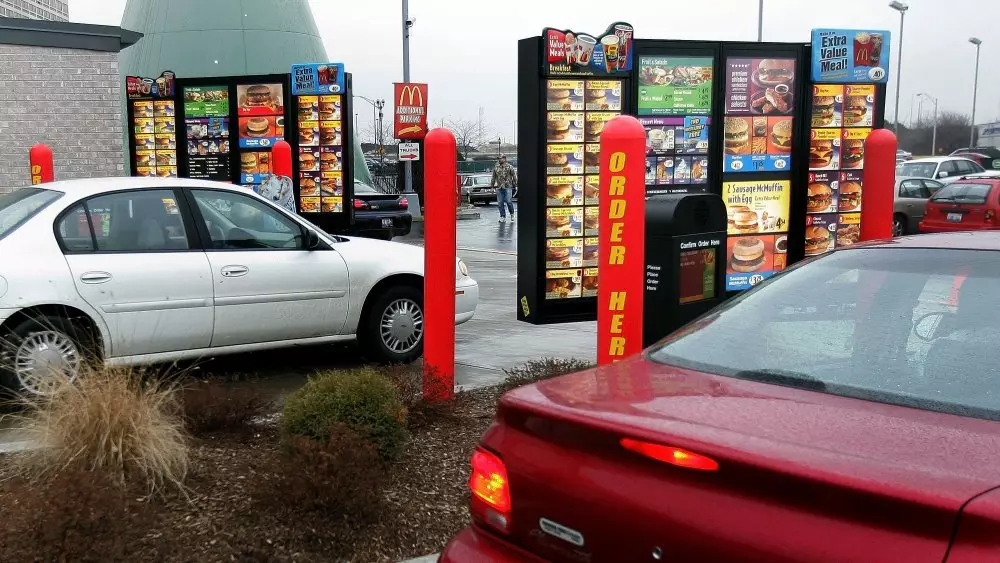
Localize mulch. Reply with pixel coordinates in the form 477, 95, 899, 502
0, 386, 504, 563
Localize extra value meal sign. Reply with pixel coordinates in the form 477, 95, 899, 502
598, 116, 645, 365
394, 82, 428, 140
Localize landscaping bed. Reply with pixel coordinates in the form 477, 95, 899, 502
0, 360, 589, 562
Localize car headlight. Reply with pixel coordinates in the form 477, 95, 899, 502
458, 259, 469, 278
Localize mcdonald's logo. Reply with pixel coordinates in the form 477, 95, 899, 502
394, 82, 428, 140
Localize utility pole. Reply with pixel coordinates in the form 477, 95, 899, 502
376, 98, 385, 165
402, 0, 414, 195
757, 0, 763, 42
969, 37, 982, 147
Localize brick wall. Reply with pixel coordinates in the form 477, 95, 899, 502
0, 43, 125, 192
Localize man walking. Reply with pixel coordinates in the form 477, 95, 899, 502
490, 155, 516, 223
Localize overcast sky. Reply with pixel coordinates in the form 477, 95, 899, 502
71, 0, 996, 144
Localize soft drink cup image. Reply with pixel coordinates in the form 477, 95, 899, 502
614, 25, 632, 69
601, 35, 619, 73
578, 35, 597, 65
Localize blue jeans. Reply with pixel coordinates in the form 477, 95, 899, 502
497, 187, 515, 218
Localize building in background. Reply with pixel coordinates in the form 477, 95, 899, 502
0, 18, 140, 189
0, 0, 68, 21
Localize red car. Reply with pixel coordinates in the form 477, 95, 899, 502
920, 177, 1000, 233
442, 232, 1000, 563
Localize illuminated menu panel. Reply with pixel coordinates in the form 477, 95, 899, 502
543, 78, 621, 300
296, 94, 344, 213
131, 99, 177, 178
235, 83, 285, 188
182, 86, 231, 182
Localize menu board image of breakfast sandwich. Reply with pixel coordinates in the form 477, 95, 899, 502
131, 98, 177, 178
723, 179, 790, 291
546, 176, 584, 207
545, 238, 584, 269
725, 235, 781, 291
637, 56, 714, 116
547, 112, 584, 143
585, 80, 622, 111
545, 269, 583, 300
547, 144, 584, 175
546, 207, 584, 238
547, 79, 585, 111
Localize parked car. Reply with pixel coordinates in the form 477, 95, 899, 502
952, 149, 1000, 171
347, 180, 412, 240
0, 178, 478, 394
950, 146, 1000, 158
896, 148, 913, 161
896, 156, 1000, 184
464, 173, 496, 205
919, 177, 1000, 233
443, 231, 1000, 562
894, 176, 945, 235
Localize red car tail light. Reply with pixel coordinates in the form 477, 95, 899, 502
620, 438, 720, 471
469, 447, 512, 533
399, 197, 408, 209
353, 198, 368, 210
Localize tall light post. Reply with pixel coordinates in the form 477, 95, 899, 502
357, 95, 386, 162
888, 1, 908, 132
969, 37, 982, 147
401, 0, 415, 196
757, 0, 764, 41
918, 93, 938, 155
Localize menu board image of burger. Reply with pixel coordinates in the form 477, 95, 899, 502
839, 171, 863, 212
585, 112, 616, 143
299, 120, 320, 147
723, 179, 791, 236
583, 237, 599, 267
582, 267, 599, 298
585, 80, 622, 111
805, 214, 837, 256
806, 171, 839, 214
320, 147, 343, 172
809, 128, 841, 171
321, 172, 344, 196
546, 144, 583, 175
546, 206, 584, 238
584, 144, 601, 174
837, 213, 861, 248
319, 95, 342, 121
299, 147, 320, 172
184, 86, 229, 117
725, 235, 777, 291
637, 56, 714, 116
841, 128, 871, 169
133, 101, 154, 118
545, 269, 583, 300
547, 79, 585, 111
812, 84, 843, 127
320, 121, 343, 146
237, 84, 284, 116
298, 95, 319, 121
547, 112, 584, 143
843, 84, 875, 127
723, 116, 792, 173
321, 199, 342, 213
545, 238, 584, 269
546, 175, 584, 207
299, 173, 320, 197
725, 58, 795, 116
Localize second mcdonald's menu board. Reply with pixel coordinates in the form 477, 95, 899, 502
806, 83, 876, 256
637, 56, 713, 194
721, 56, 797, 292
543, 78, 622, 300
183, 86, 231, 182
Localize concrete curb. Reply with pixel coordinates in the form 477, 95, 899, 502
398, 555, 438, 563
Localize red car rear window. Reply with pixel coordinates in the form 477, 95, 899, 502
929, 183, 994, 205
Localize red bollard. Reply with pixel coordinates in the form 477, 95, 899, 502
271, 140, 293, 178
29, 143, 54, 184
423, 127, 457, 401
598, 116, 646, 366
860, 129, 897, 242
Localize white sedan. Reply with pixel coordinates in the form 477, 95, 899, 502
0, 178, 478, 394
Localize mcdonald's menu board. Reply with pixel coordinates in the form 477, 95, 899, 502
183, 86, 231, 182
806, 83, 876, 255
131, 99, 177, 178
543, 78, 622, 299
234, 83, 285, 188
296, 94, 345, 213
722, 179, 791, 291
722, 57, 797, 174
637, 56, 714, 116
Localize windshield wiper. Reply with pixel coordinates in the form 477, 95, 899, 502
733, 369, 827, 391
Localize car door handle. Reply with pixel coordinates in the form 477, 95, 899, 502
80, 271, 112, 284
220, 265, 249, 278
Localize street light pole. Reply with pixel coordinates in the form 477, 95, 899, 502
970, 37, 982, 147
919, 93, 938, 155
888, 1, 908, 132
401, 0, 414, 195
757, 0, 764, 42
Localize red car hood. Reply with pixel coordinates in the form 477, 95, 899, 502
506, 355, 1000, 506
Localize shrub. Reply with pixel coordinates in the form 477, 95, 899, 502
281, 367, 408, 461
12, 365, 188, 494
181, 378, 275, 436
499, 358, 596, 393
255, 423, 387, 520
0, 467, 151, 562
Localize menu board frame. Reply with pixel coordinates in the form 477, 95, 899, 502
126, 72, 356, 234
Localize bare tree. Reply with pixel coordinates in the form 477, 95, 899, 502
445, 118, 493, 155
361, 119, 397, 148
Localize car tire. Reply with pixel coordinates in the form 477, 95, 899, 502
360, 285, 424, 365
0, 315, 94, 395
893, 214, 907, 237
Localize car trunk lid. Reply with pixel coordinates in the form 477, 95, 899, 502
481, 358, 1000, 563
